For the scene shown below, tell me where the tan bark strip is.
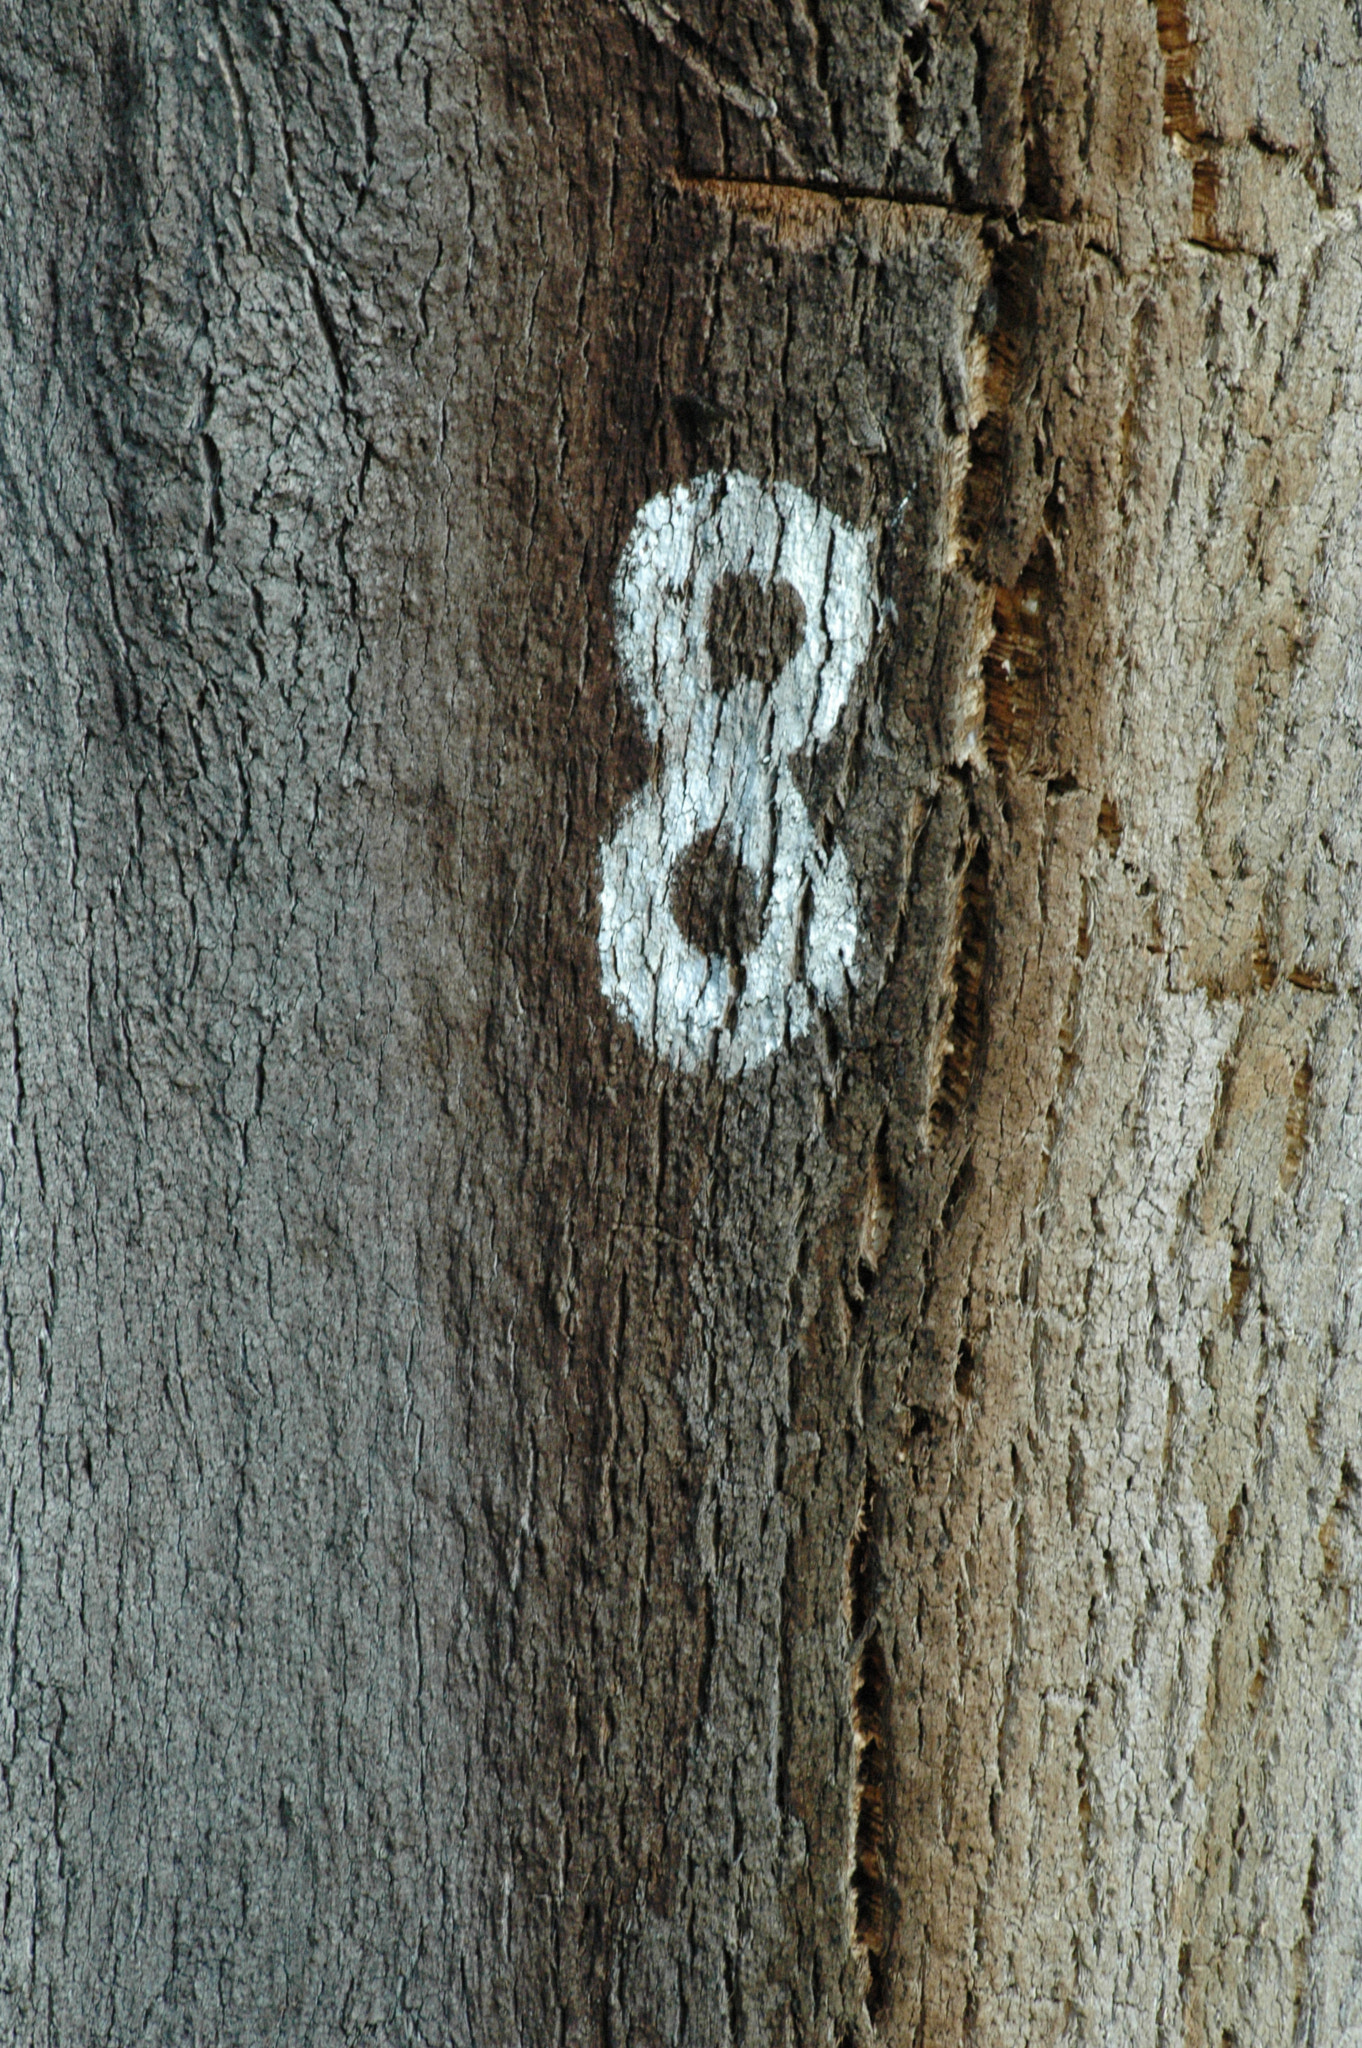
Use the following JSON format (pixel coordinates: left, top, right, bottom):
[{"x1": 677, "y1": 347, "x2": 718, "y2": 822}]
[{"x1": 673, "y1": 174, "x2": 995, "y2": 252}]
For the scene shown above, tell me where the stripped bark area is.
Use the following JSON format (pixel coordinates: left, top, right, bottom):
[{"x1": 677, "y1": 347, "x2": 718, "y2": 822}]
[
  {"x1": 1156, "y1": 0, "x2": 1206, "y2": 143},
  {"x1": 2, "y1": 2, "x2": 1362, "y2": 2045},
  {"x1": 847, "y1": 1467, "x2": 890, "y2": 2019}
]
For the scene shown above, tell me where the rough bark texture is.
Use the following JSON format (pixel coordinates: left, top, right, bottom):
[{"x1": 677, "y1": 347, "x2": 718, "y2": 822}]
[{"x1": 2, "y1": 1, "x2": 1361, "y2": 2043}]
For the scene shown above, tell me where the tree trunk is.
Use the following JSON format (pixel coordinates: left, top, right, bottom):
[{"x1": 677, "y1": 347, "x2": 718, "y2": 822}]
[{"x1": 3, "y1": 0, "x2": 1360, "y2": 2042}]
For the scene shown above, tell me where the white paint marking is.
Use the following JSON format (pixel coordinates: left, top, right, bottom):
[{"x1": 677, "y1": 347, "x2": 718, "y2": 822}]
[{"x1": 598, "y1": 472, "x2": 877, "y2": 1075}]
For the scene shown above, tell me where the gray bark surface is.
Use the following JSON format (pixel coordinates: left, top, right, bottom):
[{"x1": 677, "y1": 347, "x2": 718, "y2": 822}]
[{"x1": 1, "y1": 2, "x2": 1361, "y2": 2044}]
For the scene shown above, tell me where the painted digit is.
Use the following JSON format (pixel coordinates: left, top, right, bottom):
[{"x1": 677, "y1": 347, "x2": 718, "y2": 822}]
[{"x1": 598, "y1": 471, "x2": 877, "y2": 1075}]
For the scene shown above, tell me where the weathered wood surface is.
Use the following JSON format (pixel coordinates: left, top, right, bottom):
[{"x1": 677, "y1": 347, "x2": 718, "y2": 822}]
[{"x1": 2, "y1": 1, "x2": 1361, "y2": 2042}]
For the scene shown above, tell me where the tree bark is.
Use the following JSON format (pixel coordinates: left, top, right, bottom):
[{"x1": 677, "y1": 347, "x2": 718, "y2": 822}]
[{"x1": 2, "y1": 1, "x2": 1361, "y2": 2043}]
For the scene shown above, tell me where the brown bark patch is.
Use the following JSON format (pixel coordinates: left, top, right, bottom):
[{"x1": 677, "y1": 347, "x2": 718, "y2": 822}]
[
  {"x1": 982, "y1": 536, "x2": 1059, "y2": 774},
  {"x1": 955, "y1": 240, "x2": 1037, "y2": 562},
  {"x1": 1280, "y1": 1053, "x2": 1312, "y2": 1187},
  {"x1": 1155, "y1": 0, "x2": 1207, "y2": 143},
  {"x1": 931, "y1": 838, "x2": 992, "y2": 1137},
  {"x1": 1191, "y1": 155, "x2": 1222, "y2": 245},
  {"x1": 847, "y1": 1464, "x2": 891, "y2": 2021}
]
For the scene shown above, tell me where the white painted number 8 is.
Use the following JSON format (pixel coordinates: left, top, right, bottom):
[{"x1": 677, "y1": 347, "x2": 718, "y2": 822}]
[{"x1": 598, "y1": 472, "x2": 877, "y2": 1075}]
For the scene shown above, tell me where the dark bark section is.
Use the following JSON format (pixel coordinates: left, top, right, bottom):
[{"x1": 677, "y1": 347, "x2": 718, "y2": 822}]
[{"x1": 0, "y1": 4, "x2": 979, "y2": 2039}]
